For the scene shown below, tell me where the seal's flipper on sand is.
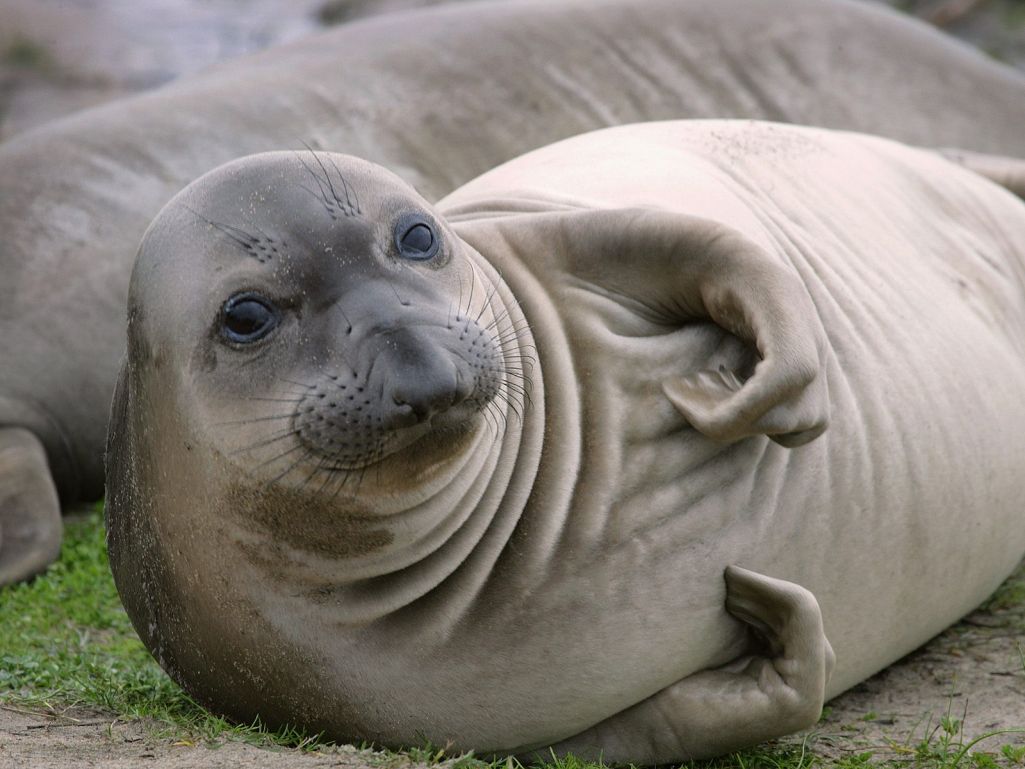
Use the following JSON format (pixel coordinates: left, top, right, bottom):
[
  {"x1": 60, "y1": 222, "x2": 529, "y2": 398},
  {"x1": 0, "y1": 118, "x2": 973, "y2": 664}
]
[
  {"x1": 533, "y1": 567, "x2": 834, "y2": 764},
  {"x1": 0, "y1": 428, "x2": 62, "y2": 586},
  {"x1": 938, "y1": 148, "x2": 1025, "y2": 200}
]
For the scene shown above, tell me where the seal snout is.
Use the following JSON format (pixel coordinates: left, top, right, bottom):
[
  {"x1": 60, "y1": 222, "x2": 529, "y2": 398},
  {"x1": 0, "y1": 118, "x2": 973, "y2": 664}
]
[{"x1": 386, "y1": 358, "x2": 471, "y2": 427}]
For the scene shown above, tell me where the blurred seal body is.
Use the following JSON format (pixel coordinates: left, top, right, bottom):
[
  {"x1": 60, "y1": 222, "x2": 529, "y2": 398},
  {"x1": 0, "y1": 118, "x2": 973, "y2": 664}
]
[{"x1": 107, "y1": 122, "x2": 1025, "y2": 761}]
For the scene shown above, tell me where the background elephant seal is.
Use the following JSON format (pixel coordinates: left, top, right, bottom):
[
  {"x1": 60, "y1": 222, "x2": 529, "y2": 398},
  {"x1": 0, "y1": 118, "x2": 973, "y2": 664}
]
[
  {"x1": 6, "y1": 0, "x2": 1025, "y2": 584},
  {"x1": 107, "y1": 120, "x2": 1025, "y2": 762}
]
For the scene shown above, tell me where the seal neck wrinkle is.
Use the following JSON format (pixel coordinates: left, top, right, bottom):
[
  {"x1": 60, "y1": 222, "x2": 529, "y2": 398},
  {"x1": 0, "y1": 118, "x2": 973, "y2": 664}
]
[{"x1": 447, "y1": 226, "x2": 582, "y2": 601}]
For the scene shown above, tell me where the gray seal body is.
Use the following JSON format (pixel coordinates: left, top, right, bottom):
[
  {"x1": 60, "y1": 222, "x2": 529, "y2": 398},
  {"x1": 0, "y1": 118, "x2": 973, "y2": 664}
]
[{"x1": 107, "y1": 121, "x2": 1025, "y2": 762}]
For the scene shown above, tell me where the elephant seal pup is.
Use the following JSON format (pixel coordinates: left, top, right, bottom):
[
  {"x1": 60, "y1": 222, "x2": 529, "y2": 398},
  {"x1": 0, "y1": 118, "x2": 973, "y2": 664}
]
[
  {"x1": 107, "y1": 121, "x2": 1025, "y2": 762},
  {"x1": 9, "y1": 0, "x2": 1025, "y2": 585}
]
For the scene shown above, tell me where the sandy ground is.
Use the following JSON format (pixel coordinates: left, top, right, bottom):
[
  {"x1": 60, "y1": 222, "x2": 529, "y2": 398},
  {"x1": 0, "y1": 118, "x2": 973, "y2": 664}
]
[
  {"x1": 0, "y1": 0, "x2": 1024, "y2": 766},
  {"x1": 0, "y1": 707, "x2": 385, "y2": 769}
]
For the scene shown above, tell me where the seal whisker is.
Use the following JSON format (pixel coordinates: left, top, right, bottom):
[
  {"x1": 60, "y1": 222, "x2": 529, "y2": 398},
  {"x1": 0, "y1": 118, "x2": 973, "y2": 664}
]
[
  {"x1": 486, "y1": 311, "x2": 530, "y2": 332},
  {"x1": 229, "y1": 428, "x2": 300, "y2": 456},
  {"x1": 294, "y1": 152, "x2": 334, "y2": 211},
  {"x1": 490, "y1": 392, "x2": 522, "y2": 425},
  {"x1": 183, "y1": 206, "x2": 263, "y2": 257},
  {"x1": 319, "y1": 463, "x2": 348, "y2": 506},
  {"x1": 484, "y1": 399, "x2": 508, "y2": 434},
  {"x1": 309, "y1": 456, "x2": 340, "y2": 497},
  {"x1": 491, "y1": 384, "x2": 524, "y2": 415},
  {"x1": 492, "y1": 325, "x2": 535, "y2": 343},
  {"x1": 477, "y1": 398, "x2": 499, "y2": 434},
  {"x1": 495, "y1": 376, "x2": 528, "y2": 398},
  {"x1": 465, "y1": 261, "x2": 492, "y2": 322},
  {"x1": 215, "y1": 413, "x2": 295, "y2": 426},
  {"x1": 372, "y1": 447, "x2": 386, "y2": 489},
  {"x1": 308, "y1": 150, "x2": 344, "y2": 211},
  {"x1": 302, "y1": 143, "x2": 352, "y2": 218},
  {"x1": 328, "y1": 155, "x2": 360, "y2": 216},
  {"x1": 461, "y1": 265, "x2": 475, "y2": 321},
  {"x1": 499, "y1": 354, "x2": 536, "y2": 368},
  {"x1": 487, "y1": 315, "x2": 531, "y2": 336},
  {"x1": 246, "y1": 396, "x2": 304, "y2": 404},
  {"x1": 501, "y1": 370, "x2": 534, "y2": 389},
  {"x1": 263, "y1": 446, "x2": 315, "y2": 487},
  {"x1": 494, "y1": 333, "x2": 537, "y2": 352},
  {"x1": 325, "y1": 467, "x2": 352, "y2": 504},
  {"x1": 481, "y1": 411, "x2": 498, "y2": 439},
  {"x1": 331, "y1": 301, "x2": 355, "y2": 335},
  {"x1": 277, "y1": 377, "x2": 317, "y2": 389},
  {"x1": 298, "y1": 182, "x2": 332, "y2": 208},
  {"x1": 353, "y1": 462, "x2": 370, "y2": 495},
  {"x1": 496, "y1": 382, "x2": 530, "y2": 414},
  {"x1": 454, "y1": 276, "x2": 464, "y2": 324},
  {"x1": 475, "y1": 279, "x2": 501, "y2": 325},
  {"x1": 500, "y1": 375, "x2": 531, "y2": 396},
  {"x1": 385, "y1": 279, "x2": 410, "y2": 308}
]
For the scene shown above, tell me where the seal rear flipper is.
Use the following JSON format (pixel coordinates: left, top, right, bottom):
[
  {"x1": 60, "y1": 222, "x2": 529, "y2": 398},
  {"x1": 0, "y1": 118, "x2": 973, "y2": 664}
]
[
  {"x1": 938, "y1": 148, "x2": 1025, "y2": 200},
  {"x1": 526, "y1": 567, "x2": 835, "y2": 765},
  {"x1": 0, "y1": 427, "x2": 62, "y2": 586}
]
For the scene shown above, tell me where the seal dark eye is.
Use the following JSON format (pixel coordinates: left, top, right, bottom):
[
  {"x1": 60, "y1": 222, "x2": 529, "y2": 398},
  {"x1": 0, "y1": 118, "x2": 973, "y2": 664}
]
[
  {"x1": 394, "y1": 214, "x2": 440, "y2": 261},
  {"x1": 221, "y1": 293, "x2": 279, "y2": 344}
]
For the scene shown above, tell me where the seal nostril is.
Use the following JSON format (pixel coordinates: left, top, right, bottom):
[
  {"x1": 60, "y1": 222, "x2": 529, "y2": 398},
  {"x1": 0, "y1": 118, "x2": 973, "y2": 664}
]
[{"x1": 385, "y1": 401, "x2": 418, "y2": 429}]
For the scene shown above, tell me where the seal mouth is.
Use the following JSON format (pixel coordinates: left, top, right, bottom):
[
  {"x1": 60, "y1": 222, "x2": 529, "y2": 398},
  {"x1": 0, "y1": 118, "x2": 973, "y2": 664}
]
[
  {"x1": 281, "y1": 327, "x2": 507, "y2": 479},
  {"x1": 297, "y1": 401, "x2": 483, "y2": 474}
]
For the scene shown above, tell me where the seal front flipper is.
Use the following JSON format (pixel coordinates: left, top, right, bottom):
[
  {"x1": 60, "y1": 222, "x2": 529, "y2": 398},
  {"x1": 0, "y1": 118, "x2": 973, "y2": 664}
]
[
  {"x1": 540, "y1": 208, "x2": 830, "y2": 447},
  {"x1": 531, "y1": 567, "x2": 835, "y2": 765},
  {"x1": 0, "y1": 427, "x2": 62, "y2": 586}
]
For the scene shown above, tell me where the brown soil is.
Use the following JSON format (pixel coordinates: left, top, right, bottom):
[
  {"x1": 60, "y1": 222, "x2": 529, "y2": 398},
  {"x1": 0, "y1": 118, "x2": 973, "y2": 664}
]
[{"x1": 0, "y1": 705, "x2": 408, "y2": 768}]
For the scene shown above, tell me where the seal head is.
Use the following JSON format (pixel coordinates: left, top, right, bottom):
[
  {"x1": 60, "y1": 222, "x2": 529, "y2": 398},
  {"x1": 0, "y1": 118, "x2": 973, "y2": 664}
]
[
  {"x1": 131, "y1": 151, "x2": 515, "y2": 494},
  {"x1": 106, "y1": 151, "x2": 533, "y2": 737}
]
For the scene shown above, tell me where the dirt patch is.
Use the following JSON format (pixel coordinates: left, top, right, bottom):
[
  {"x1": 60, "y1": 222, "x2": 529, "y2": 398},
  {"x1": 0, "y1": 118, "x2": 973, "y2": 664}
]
[
  {"x1": 0, "y1": 706, "x2": 403, "y2": 769},
  {"x1": 810, "y1": 577, "x2": 1025, "y2": 760}
]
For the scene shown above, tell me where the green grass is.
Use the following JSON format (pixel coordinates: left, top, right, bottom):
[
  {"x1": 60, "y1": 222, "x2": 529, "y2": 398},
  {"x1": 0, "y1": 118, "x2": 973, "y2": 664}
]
[
  {"x1": 982, "y1": 564, "x2": 1025, "y2": 617},
  {"x1": 0, "y1": 506, "x2": 325, "y2": 749},
  {"x1": 1, "y1": 509, "x2": 1023, "y2": 767}
]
